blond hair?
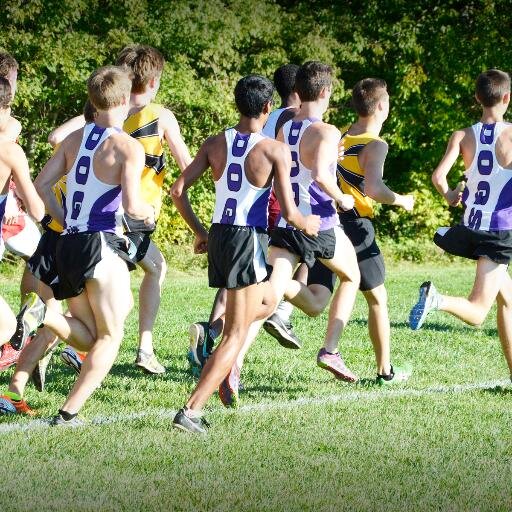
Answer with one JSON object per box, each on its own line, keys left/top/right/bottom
{"left": 87, "top": 66, "right": 133, "bottom": 110}
{"left": 116, "top": 44, "right": 164, "bottom": 94}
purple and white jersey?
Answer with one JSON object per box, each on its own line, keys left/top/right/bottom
{"left": 462, "top": 121, "right": 512, "bottom": 231}
{"left": 211, "top": 128, "right": 270, "bottom": 229}
{"left": 63, "top": 123, "right": 123, "bottom": 235}
{"left": 0, "top": 192, "right": 7, "bottom": 259}
{"left": 277, "top": 118, "right": 339, "bottom": 231}
{"left": 262, "top": 107, "right": 291, "bottom": 139}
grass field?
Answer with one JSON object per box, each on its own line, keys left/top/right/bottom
{"left": 1, "top": 260, "right": 511, "bottom": 512}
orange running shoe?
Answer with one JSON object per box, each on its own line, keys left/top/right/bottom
{"left": 0, "top": 394, "right": 36, "bottom": 416}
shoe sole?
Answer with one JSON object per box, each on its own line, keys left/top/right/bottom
{"left": 10, "top": 301, "right": 34, "bottom": 351}
{"left": 409, "top": 281, "right": 432, "bottom": 330}
{"left": 172, "top": 421, "right": 207, "bottom": 434}
{"left": 0, "top": 397, "right": 17, "bottom": 415}
{"left": 61, "top": 351, "right": 82, "bottom": 374}
{"left": 263, "top": 321, "right": 301, "bottom": 350}
{"left": 135, "top": 362, "right": 166, "bottom": 375}
{"left": 0, "top": 345, "right": 20, "bottom": 372}
{"left": 317, "top": 361, "right": 358, "bottom": 383}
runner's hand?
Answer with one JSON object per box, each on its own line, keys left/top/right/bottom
{"left": 337, "top": 194, "right": 355, "bottom": 211}
{"left": 193, "top": 230, "right": 208, "bottom": 254}
{"left": 304, "top": 214, "right": 321, "bottom": 237}
{"left": 399, "top": 194, "right": 415, "bottom": 211}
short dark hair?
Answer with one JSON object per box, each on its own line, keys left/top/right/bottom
{"left": 475, "top": 69, "right": 511, "bottom": 107}
{"left": 351, "top": 78, "right": 388, "bottom": 117}
{"left": 273, "top": 64, "right": 300, "bottom": 102}
{"left": 0, "top": 51, "right": 18, "bottom": 79}
{"left": 116, "top": 44, "right": 165, "bottom": 94}
{"left": 234, "top": 75, "right": 274, "bottom": 118}
{"left": 83, "top": 100, "right": 96, "bottom": 122}
{"left": 295, "top": 61, "right": 332, "bottom": 102}
{"left": 0, "top": 77, "right": 12, "bottom": 109}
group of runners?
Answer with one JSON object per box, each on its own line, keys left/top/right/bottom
{"left": 0, "top": 45, "right": 511, "bottom": 434}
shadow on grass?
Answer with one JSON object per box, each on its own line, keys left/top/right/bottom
{"left": 481, "top": 385, "right": 512, "bottom": 396}
{"left": 351, "top": 317, "right": 460, "bottom": 333}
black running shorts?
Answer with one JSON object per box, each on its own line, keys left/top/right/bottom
{"left": 208, "top": 223, "right": 270, "bottom": 289}
{"left": 27, "top": 228, "right": 61, "bottom": 287}
{"left": 125, "top": 231, "right": 152, "bottom": 263}
{"left": 269, "top": 226, "right": 339, "bottom": 268}
{"left": 52, "top": 231, "right": 135, "bottom": 300}
{"left": 340, "top": 215, "right": 385, "bottom": 291}
{"left": 434, "top": 224, "right": 512, "bottom": 265}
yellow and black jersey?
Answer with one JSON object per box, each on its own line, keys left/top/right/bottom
{"left": 336, "top": 128, "right": 383, "bottom": 219}
{"left": 42, "top": 175, "right": 67, "bottom": 233}
{"left": 123, "top": 103, "right": 166, "bottom": 218}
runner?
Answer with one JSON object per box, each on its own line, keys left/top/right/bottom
{"left": 409, "top": 69, "right": 512, "bottom": 380}
{"left": 170, "top": 74, "right": 320, "bottom": 433}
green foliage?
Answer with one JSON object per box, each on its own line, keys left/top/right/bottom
{"left": 1, "top": 0, "right": 511, "bottom": 253}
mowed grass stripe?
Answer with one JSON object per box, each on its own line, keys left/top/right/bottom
{"left": 0, "top": 378, "right": 508, "bottom": 434}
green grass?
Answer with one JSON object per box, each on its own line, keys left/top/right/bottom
{"left": 1, "top": 261, "right": 511, "bottom": 512}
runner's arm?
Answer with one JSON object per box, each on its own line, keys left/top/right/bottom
{"left": 432, "top": 130, "right": 465, "bottom": 206}
{"left": 48, "top": 115, "right": 86, "bottom": 148}
{"left": 312, "top": 127, "right": 354, "bottom": 211}
{"left": 170, "top": 139, "right": 210, "bottom": 251}
{"left": 363, "top": 140, "right": 414, "bottom": 211}
{"left": 272, "top": 143, "right": 320, "bottom": 236}
{"left": 161, "top": 108, "right": 193, "bottom": 171}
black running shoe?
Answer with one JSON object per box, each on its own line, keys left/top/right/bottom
{"left": 263, "top": 313, "right": 302, "bottom": 349}
{"left": 172, "top": 408, "right": 209, "bottom": 434}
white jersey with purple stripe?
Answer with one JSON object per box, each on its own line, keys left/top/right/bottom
{"left": 211, "top": 128, "right": 270, "bottom": 229}
{"left": 63, "top": 123, "right": 123, "bottom": 235}
{"left": 277, "top": 118, "right": 339, "bottom": 230}
{"left": 462, "top": 121, "right": 512, "bottom": 231}
{"left": 0, "top": 193, "right": 7, "bottom": 259}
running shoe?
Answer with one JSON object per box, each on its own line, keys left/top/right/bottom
{"left": 263, "top": 312, "right": 302, "bottom": 349}
{"left": 10, "top": 292, "right": 46, "bottom": 351}
{"left": 317, "top": 348, "right": 359, "bottom": 382}
{"left": 61, "top": 346, "right": 86, "bottom": 374}
{"left": 31, "top": 346, "right": 55, "bottom": 392}
{"left": 376, "top": 364, "right": 412, "bottom": 386}
{"left": 50, "top": 412, "right": 85, "bottom": 427}
{"left": 188, "top": 322, "right": 215, "bottom": 376}
{"left": 135, "top": 350, "right": 165, "bottom": 374}
{"left": 0, "top": 394, "right": 36, "bottom": 416}
{"left": 172, "top": 408, "right": 209, "bottom": 434}
{"left": 409, "top": 281, "right": 442, "bottom": 330}
{"left": 0, "top": 342, "right": 20, "bottom": 371}
{"left": 218, "top": 363, "right": 240, "bottom": 408}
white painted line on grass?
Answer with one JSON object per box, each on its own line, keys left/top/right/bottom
{"left": 0, "top": 379, "right": 509, "bottom": 434}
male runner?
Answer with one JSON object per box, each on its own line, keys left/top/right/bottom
{"left": 0, "top": 77, "right": 44, "bottom": 358}
{"left": 409, "top": 69, "right": 512, "bottom": 380}
{"left": 0, "top": 51, "right": 43, "bottom": 372}
{"left": 319, "top": 77, "right": 415, "bottom": 383}
{"left": 0, "top": 103, "right": 97, "bottom": 412}
{"left": 268, "top": 61, "right": 360, "bottom": 382}
{"left": 2, "top": 66, "right": 154, "bottom": 424}
{"left": 187, "top": 63, "right": 304, "bottom": 375}
{"left": 170, "top": 74, "right": 320, "bottom": 433}
{"left": 47, "top": 45, "right": 196, "bottom": 375}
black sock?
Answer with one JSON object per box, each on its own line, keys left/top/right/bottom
{"left": 378, "top": 365, "right": 395, "bottom": 381}
{"left": 59, "top": 409, "right": 77, "bottom": 421}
